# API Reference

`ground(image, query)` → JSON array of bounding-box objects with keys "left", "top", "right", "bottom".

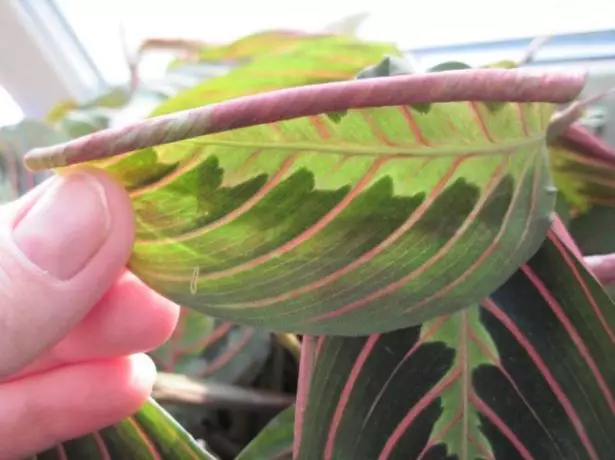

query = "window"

[
  {"left": 0, "top": 87, "right": 24, "bottom": 128},
  {"left": 53, "top": 0, "right": 615, "bottom": 85}
]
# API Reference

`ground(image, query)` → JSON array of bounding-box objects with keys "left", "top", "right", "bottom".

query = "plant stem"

[
  {"left": 153, "top": 372, "right": 295, "bottom": 410},
  {"left": 274, "top": 332, "right": 301, "bottom": 360}
]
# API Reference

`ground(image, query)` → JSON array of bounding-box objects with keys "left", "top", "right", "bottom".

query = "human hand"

[{"left": 0, "top": 169, "right": 179, "bottom": 458}]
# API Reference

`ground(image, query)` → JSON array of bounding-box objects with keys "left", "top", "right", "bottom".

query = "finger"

[
  {"left": 16, "top": 271, "right": 179, "bottom": 377},
  {"left": 0, "top": 167, "right": 135, "bottom": 377},
  {"left": 0, "top": 353, "right": 155, "bottom": 459},
  {"left": 56, "top": 271, "right": 180, "bottom": 360}
]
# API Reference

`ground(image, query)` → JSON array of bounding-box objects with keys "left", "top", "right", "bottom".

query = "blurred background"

[{"left": 1, "top": 0, "right": 614, "bottom": 142}]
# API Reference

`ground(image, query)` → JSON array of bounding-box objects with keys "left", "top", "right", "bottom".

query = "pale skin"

[{"left": 0, "top": 168, "right": 179, "bottom": 458}]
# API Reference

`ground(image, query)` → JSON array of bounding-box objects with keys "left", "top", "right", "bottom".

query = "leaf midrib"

[{"left": 179, "top": 136, "right": 543, "bottom": 158}]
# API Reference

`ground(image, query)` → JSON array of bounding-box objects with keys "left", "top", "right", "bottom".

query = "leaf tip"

[
  {"left": 23, "top": 147, "right": 66, "bottom": 172},
  {"left": 355, "top": 54, "right": 413, "bottom": 79},
  {"left": 408, "top": 102, "right": 431, "bottom": 114}
]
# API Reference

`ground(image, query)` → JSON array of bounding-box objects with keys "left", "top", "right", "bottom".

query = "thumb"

[{"left": 0, "top": 168, "right": 135, "bottom": 378}]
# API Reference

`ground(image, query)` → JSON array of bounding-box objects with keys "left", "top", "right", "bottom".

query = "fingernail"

[{"left": 13, "top": 172, "right": 111, "bottom": 280}]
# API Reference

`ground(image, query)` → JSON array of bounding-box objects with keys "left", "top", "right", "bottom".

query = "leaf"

[
  {"left": 45, "top": 99, "right": 79, "bottom": 124},
  {"left": 569, "top": 205, "right": 615, "bottom": 255},
  {"left": 585, "top": 253, "right": 615, "bottom": 287},
  {"left": 150, "top": 311, "right": 271, "bottom": 384},
  {"left": 23, "top": 70, "right": 586, "bottom": 335},
  {"left": 429, "top": 61, "right": 473, "bottom": 72},
  {"left": 547, "top": 88, "right": 614, "bottom": 143},
  {"left": 36, "top": 399, "right": 217, "bottom": 459},
  {"left": 236, "top": 406, "right": 295, "bottom": 460},
  {"left": 355, "top": 55, "right": 414, "bottom": 78},
  {"left": 151, "top": 35, "right": 400, "bottom": 116},
  {"left": 148, "top": 310, "right": 270, "bottom": 433},
  {"left": 549, "top": 124, "right": 615, "bottom": 212},
  {"left": 294, "top": 227, "right": 615, "bottom": 459},
  {"left": 56, "top": 108, "right": 115, "bottom": 138},
  {"left": 195, "top": 30, "right": 348, "bottom": 63},
  {"left": 0, "top": 119, "right": 63, "bottom": 202},
  {"left": 51, "top": 69, "right": 221, "bottom": 141}
]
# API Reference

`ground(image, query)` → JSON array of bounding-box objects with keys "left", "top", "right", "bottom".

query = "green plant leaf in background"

[
  {"left": 549, "top": 124, "right": 615, "bottom": 213},
  {"left": 570, "top": 205, "right": 615, "bottom": 255},
  {"left": 35, "top": 400, "right": 216, "bottom": 459},
  {"left": 24, "top": 69, "right": 586, "bottom": 335},
  {"left": 236, "top": 406, "right": 295, "bottom": 460},
  {"left": 191, "top": 30, "right": 374, "bottom": 64},
  {"left": 0, "top": 119, "right": 63, "bottom": 202},
  {"left": 166, "top": 12, "right": 369, "bottom": 69},
  {"left": 148, "top": 311, "right": 272, "bottom": 433},
  {"left": 428, "top": 61, "right": 473, "bottom": 72},
  {"left": 151, "top": 312, "right": 271, "bottom": 384},
  {"left": 294, "top": 228, "right": 615, "bottom": 459},
  {"left": 151, "top": 35, "right": 400, "bottom": 116}
]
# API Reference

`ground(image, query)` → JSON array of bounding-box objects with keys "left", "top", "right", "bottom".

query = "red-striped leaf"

[
  {"left": 236, "top": 406, "right": 295, "bottom": 460},
  {"left": 549, "top": 123, "right": 615, "bottom": 212},
  {"left": 425, "top": 59, "right": 615, "bottom": 216},
  {"left": 294, "top": 227, "right": 615, "bottom": 459},
  {"left": 147, "top": 312, "right": 271, "bottom": 436},
  {"left": 24, "top": 69, "right": 586, "bottom": 335},
  {"left": 36, "top": 399, "right": 216, "bottom": 459},
  {"left": 150, "top": 311, "right": 271, "bottom": 384}
]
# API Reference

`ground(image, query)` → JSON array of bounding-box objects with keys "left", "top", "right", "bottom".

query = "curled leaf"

[
  {"left": 23, "top": 69, "right": 586, "bottom": 335},
  {"left": 24, "top": 69, "right": 585, "bottom": 169}
]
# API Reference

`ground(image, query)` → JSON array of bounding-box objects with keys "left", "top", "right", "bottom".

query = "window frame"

[{"left": 0, "top": 0, "right": 106, "bottom": 118}]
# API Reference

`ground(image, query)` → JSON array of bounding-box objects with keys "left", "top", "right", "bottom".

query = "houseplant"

[{"left": 3, "top": 26, "right": 614, "bottom": 459}]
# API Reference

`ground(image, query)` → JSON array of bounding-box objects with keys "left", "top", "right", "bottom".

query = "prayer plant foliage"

[{"left": 12, "top": 29, "right": 614, "bottom": 459}]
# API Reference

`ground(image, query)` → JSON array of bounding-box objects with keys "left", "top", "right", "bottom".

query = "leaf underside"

[
  {"left": 35, "top": 400, "right": 215, "bottom": 459},
  {"left": 106, "top": 98, "right": 558, "bottom": 335},
  {"left": 295, "top": 229, "right": 615, "bottom": 460}
]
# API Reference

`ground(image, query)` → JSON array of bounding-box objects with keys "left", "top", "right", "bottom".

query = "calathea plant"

[{"left": 3, "top": 28, "right": 614, "bottom": 459}]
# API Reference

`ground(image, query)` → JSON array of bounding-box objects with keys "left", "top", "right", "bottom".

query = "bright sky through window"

[{"left": 0, "top": 87, "right": 24, "bottom": 128}]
